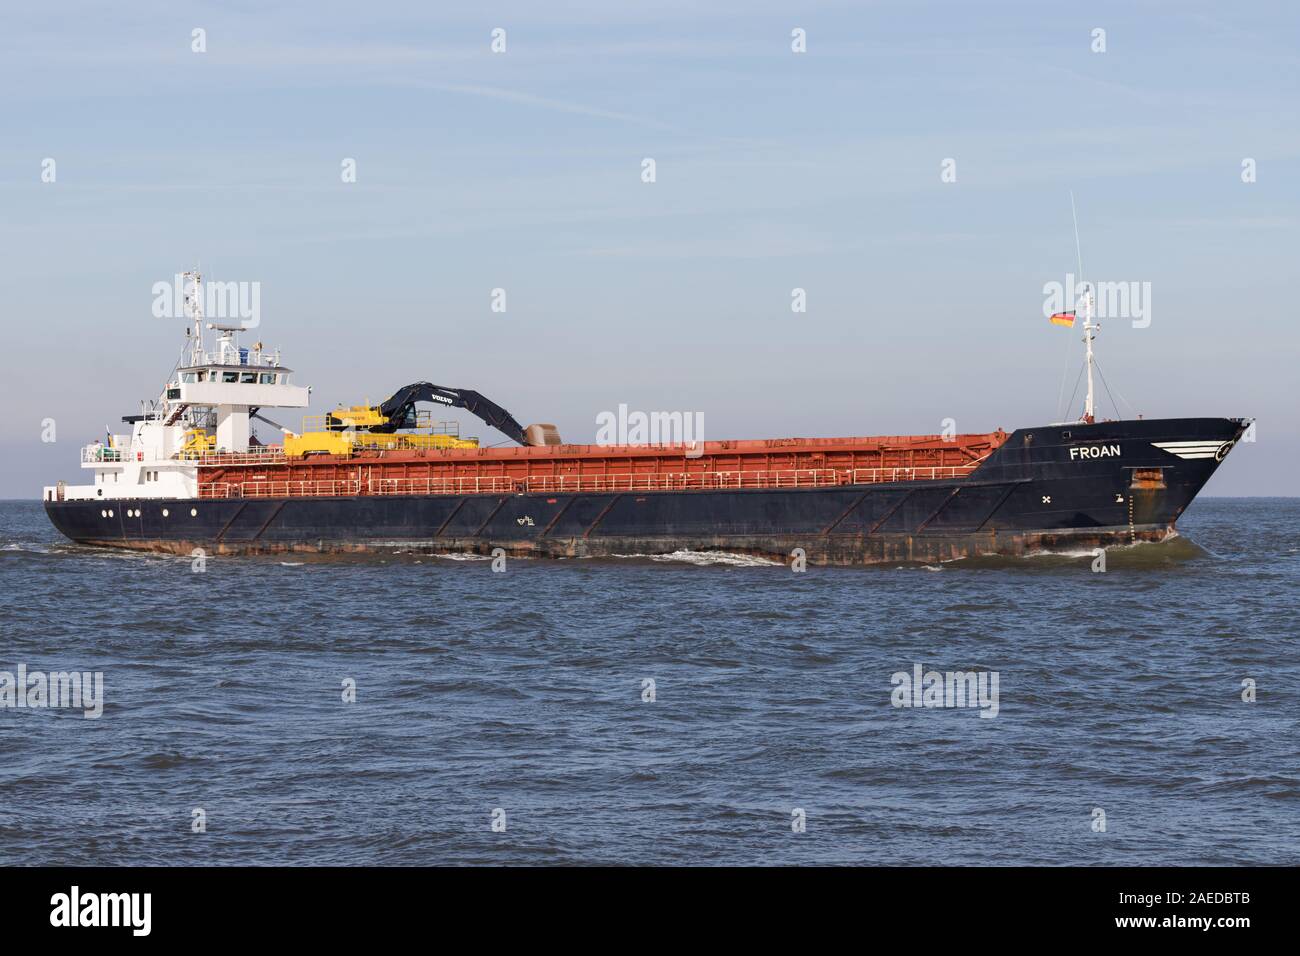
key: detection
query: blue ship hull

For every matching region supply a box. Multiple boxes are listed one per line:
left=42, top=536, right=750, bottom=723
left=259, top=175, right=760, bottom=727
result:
left=45, top=418, right=1249, bottom=565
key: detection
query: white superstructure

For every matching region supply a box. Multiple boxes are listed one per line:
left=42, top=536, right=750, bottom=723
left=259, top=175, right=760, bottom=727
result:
left=44, top=273, right=309, bottom=503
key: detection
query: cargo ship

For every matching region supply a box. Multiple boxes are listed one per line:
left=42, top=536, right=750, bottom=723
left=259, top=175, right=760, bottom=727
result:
left=44, top=274, right=1249, bottom=565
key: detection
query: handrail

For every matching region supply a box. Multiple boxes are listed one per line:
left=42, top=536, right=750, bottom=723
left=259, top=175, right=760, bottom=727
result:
left=189, top=447, right=288, bottom=466
left=300, top=411, right=460, bottom=434
left=82, top=445, right=124, bottom=464
left=182, top=348, right=282, bottom=369
left=197, top=464, right=980, bottom=500
left=199, top=480, right=361, bottom=499
left=365, top=466, right=977, bottom=496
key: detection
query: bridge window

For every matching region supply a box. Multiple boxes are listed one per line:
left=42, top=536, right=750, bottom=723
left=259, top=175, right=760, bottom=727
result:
left=259, top=372, right=276, bottom=384
left=240, top=372, right=257, bottom=383
left=222, top=371, right=238, bottom=383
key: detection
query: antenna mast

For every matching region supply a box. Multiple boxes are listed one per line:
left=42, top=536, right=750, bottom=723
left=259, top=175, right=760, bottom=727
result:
left=1071, top=192, right=1098, bottom=424
left=182, top=269, right=204, bottom=365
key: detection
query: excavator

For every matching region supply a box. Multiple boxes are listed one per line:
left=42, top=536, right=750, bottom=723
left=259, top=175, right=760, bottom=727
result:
left=283, top=382, right=560, bottom=458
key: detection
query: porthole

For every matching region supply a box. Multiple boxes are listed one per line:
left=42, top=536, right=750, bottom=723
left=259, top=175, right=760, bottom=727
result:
left=162, top=508, right=170, bottom=517
left=190, top=508, right=198, bottom=517
left=100, top=510, right=107, bottom=518
left=107, top=509, right=114, bottom=518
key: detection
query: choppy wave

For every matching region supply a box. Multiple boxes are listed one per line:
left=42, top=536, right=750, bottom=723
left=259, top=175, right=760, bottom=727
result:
left=935, top=534, right=1206, bottom=570
left=2, top=497, right=1297, bottom=866
left=2, top=542, right=53, bottom=554
left=611, top=549, right=784, bottom=567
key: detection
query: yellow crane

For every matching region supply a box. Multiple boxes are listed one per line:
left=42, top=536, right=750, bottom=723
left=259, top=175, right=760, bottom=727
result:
left=283, top=382, right=559, bottom=458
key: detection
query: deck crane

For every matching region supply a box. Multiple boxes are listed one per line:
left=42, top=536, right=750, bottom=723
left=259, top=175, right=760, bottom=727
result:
left=355, top=383, right=546, bottom=446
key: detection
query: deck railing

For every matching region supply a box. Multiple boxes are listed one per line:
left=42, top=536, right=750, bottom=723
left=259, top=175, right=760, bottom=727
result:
left=190, top=447, right=288, bottom=467
left=199, top=480, right=362, bottom=499
left=82, top=445, right=125, bottom=464
left=367, top=466, right=976, bottom=496
left=198, top=464, right=979, bottom=499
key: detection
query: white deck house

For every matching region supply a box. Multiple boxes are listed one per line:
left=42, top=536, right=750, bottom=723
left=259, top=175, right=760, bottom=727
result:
left=46, top=277, right=309, bottom=503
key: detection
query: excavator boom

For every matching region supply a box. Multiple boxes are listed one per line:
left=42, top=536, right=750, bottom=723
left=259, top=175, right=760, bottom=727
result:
left=287, top=382, right=560, bottom=457
left=367, top=382, right=531, bottom=445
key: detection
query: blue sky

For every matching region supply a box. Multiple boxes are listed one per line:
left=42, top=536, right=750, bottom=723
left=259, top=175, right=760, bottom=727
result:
left=2, top=1, right=1297, bottom=495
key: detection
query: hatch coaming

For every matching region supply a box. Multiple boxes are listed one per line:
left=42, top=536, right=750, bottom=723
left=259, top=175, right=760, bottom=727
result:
left=191, top=431, right=1010, bottom=499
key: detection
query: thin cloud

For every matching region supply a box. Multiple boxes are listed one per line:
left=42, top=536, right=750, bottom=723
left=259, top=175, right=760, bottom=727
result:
left=417, top=82, right=681, bottom=132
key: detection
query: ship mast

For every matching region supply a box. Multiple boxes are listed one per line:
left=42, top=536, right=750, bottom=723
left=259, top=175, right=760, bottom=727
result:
left=1082, top=284, right=1097, bottom=424
left=1070, top=191, right=1098, bottom=425
left=183, top=269, right=204, bottom=366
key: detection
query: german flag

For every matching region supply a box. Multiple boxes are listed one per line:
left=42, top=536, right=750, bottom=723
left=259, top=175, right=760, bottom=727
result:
left=1049, top=311, right=1076, bottom=328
